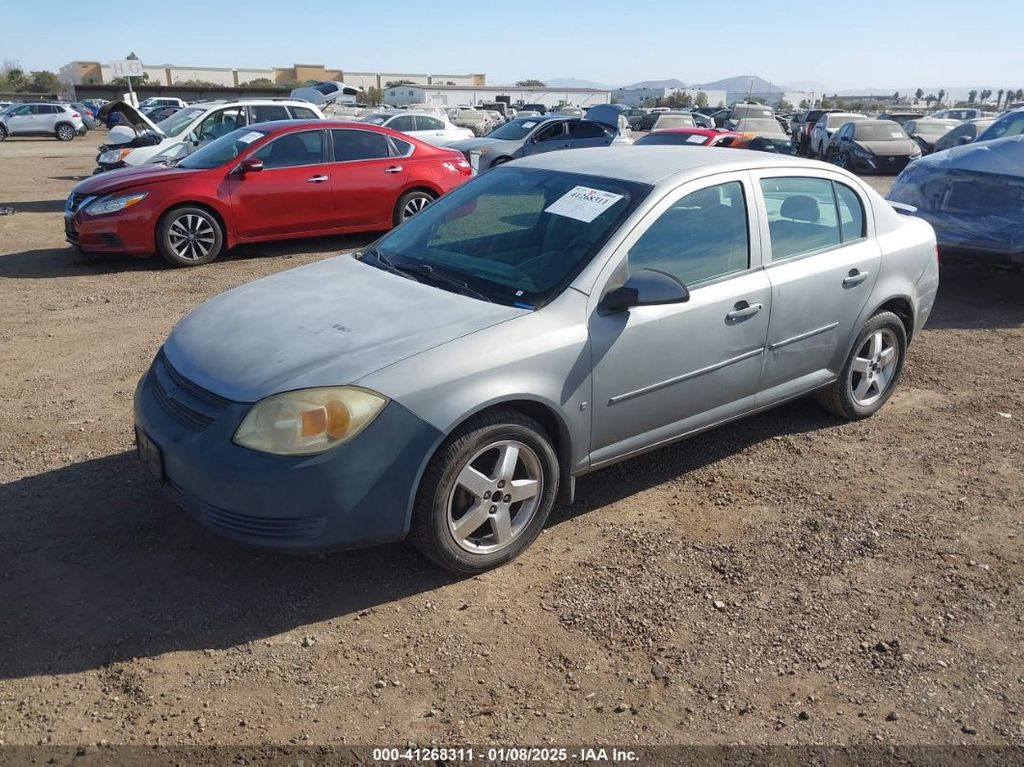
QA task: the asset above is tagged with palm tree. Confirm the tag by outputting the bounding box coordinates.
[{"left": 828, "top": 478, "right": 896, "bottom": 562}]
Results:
[
  {"left": 937, "top": 89, "right": 945, "bottom": 107},
  {"left": 914, "top": 88, "right": 924, "bottom": 105},
  {"left": 997, "top": 89, "right": 1005, "bottom": 109},
  {"left": 980, "top": 89, "right": 992, "bottom": 105},
  {"left": 968, "top": 89, "right": 977, "bottom": 104},
  {"left": 1016, "top": 88, "right": 1024, "bottom": 103}
]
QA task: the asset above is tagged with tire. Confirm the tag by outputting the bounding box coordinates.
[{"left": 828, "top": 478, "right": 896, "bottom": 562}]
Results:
[
  {"left": 815, "top": 311, "right": 907, "bottom": 420},
  {"left": 393, "top": 190, "right": 435, "bottom": 226},
  {"left": 834, "top": 151, "right": 848, "bottom": 169},
  {"left": 156, "top": 206, "right": 224, "bottom": 267},
  {"left": 410, "top": 409, "right": 560, "bottom": 573},
  {"left": 0, "top": 126, "right": 7, "bottom": 141},
  {"left": 55, "top": 123, "right": 76, "bottom": 141}
]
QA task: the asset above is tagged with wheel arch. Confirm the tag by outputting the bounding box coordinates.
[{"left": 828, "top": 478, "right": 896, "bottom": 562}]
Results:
[
  {"left": 870, "top": 295, "right": 915, "bottom": 342},
  {"left": 156, "top": 199, "right": 234, "bottom": 250}
]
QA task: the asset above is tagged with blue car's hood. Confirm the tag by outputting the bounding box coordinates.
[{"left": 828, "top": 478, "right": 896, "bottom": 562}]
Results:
[{"left": 163, "top": 255, "right": 524, "bottom": 403}]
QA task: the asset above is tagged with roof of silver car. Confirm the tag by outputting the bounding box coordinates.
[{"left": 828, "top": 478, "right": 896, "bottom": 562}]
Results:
[{"left": 511, "top": 146, "right": 834, "bottom": 186}]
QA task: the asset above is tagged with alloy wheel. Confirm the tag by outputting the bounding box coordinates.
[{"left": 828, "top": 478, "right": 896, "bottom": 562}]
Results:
[
  {"left": 57, "top": 125, "right": 75, "bottom": 141},
  {"left": 849, "top": 328, "right": 899, "bottom": 406},
  {"left": 446, "top": 440, "right": 544, "bottom": 554},
  {"left": 167, "top": 214, "right": 216, "bottom": 262},
  {"left": 401, "top": 195, "right": 432, "bottom": 221}
]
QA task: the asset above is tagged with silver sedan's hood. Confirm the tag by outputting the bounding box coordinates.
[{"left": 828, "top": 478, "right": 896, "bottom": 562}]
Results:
[{"left": 163, "top": 255, "right": 525, "bottom": 403}]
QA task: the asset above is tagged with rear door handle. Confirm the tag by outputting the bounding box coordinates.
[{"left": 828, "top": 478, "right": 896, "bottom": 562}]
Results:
[
  {"left": 842, "top": 269, "right": 870, "bottom": 287},
  {"left": 384, "top": 165, "right": 403, "bottom": 174},
  {"left": 306, "top": 175, "right": 328, "bottom": 184},
  {"left": 726, "top": 301, "right": 763, "bottom": 322}
]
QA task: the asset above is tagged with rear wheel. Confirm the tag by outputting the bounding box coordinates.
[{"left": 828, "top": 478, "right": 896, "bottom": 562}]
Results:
[
  {"left": 55, "top": 123, "right": 76, "bottom": 141},
  {"left": 156, "top": 206, "right": 224, "bottom": 267},
  {"left": 393, "top": 190, "right": 435, "bottom": 226},
  {"left": 815, "top": 311, "right": 907, "bottom": 419},
  {"left": 0, "top": 125, "right": 7, "bottom": 141}
]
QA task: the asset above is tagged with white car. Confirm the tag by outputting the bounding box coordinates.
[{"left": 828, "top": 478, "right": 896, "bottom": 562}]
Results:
[
  {"left": 810, "top": 112, "right": 869, "bottom": 157},
  {"left": 138, "top": 97, "right": 188, "bottom": 110},
  {"left": 359, "top": 111, "right": 474, "bottom": 145},
  {"left": 96, "top": 99, "right": 325, "bottom": 168}
]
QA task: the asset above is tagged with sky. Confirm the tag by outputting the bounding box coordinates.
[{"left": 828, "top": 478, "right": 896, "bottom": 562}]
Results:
[{"left": 5, "top": 0, "right": 1024, "bottom": 92}]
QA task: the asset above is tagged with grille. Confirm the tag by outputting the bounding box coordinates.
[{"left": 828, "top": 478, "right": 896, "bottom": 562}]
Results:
[
  {"left": 64, "top": 217, "right": 79, "bottom": 244},
  {"left": 150, "top": 351, "right": 229, "bottom": 431},
  {"left": 165, "top": 480, "right": 326, "bottom": 541},
  {"left": 66, "top": 193, "right": 94, "bottom": 215}
]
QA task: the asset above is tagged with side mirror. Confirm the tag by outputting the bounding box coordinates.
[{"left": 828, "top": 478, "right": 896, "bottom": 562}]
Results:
[
  {"left": 956, "top": 135, "right": 972, "bottom": 145},
  {"left": 599, "top": 269, "right": 690, "bottom": 313},
  {"left": 239, "top": 157, "right": 264, "bottom": 174}
]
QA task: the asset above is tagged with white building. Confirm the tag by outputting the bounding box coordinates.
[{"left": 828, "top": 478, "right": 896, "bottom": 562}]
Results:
[
  {"left": 385, "top": 84, "right": 611, "bottom": 109},
  {"left": 614, "top": 86, "right": 727, "bottom": 108}
]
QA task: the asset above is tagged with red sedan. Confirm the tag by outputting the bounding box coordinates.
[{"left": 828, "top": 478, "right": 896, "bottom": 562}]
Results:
[
  {"left": 64, "top": 120, "right": 473, "bottom": 266},
  {"left": 633, "top": 127, "right": 741, "bottom": 147}
]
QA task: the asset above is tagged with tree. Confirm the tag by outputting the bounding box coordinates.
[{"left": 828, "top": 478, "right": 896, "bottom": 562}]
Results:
[
  {"left": 694, "top": 91, "right": 708, "bottom": 109},
  {"left": 798, "top": 98, "right": 810, "bottom": 110},
  {"left": 240, "top": 77, "right": 277, "bottom": 87},
  {"left": 1, "top": 61, "right": 27, "bottom": 92},
  {"left": 385, "top": 79, "right": 416, "bottom": 89},
  {"left": 173, "top": 78, "right": 219, "bottom": 87},
  {"left": 996, "top": 89, "right": 1005, "bottom": 109},
  {"left": 667, "top": 90, "right": 693, "bottom": 108},
  {"left": 980, "top": 89, "right": 991, "bottom": 104},
  {"left": 937, "top": 89, "right": 945, "bottom": 107},
  {"left": 109, "top": 72, "right": 150, "bottom": 87},
  {"left": 27, "top": 70, "right": 61, "bottom": 94},
  {"left": 366, "top": 86, "right": 382, "bottom": 105},
  {"left": 775, "top": 97, "right": 793, "bottom": 112},
  {"left": 968, "top": 89, "right": 977, "bottom": 104},
  {"left": 515, "top": 79, "right": 546, "bottom": 87},
  {"left": 924, "top": 94, "right": 937, "bottom": 108},
  {"left": 914, "top": 88, "right": 924, "bottom": 105}
]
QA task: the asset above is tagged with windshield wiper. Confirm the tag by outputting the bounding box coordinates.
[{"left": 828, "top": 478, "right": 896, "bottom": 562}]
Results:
[{"left": 360, "top": 249, "right": 492, "bottom": 303}]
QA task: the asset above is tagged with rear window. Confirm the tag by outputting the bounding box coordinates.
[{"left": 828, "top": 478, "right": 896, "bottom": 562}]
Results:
[{"left": 290, "top": 107, "right": 318, "bottom": 120}]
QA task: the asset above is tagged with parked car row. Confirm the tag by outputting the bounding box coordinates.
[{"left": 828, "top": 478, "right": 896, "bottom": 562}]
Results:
[{"left": 0, "top": 102, "right": 87, "bottom": 141}]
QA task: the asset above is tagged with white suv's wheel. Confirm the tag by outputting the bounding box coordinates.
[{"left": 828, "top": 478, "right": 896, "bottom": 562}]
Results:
[{"left": 55, "top": 124, "right": 76, "bottom": 141}]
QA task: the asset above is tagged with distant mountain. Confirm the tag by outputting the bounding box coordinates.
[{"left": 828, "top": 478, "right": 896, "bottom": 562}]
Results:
[
  {"left": 545, "top": 77, "right": 617, "bottom": 90},
  {"left": 691, "top": 75, "right": 784, "bottom": 94},
  {"left": 625, "top": 78, "right": 687, "bottom": 90}
]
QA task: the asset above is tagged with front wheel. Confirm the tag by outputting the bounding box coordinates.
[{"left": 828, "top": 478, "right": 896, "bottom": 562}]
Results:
[
  {"left": 0, "top": 126, "right": 7, "bottom": 141},
  {"left": 55, "top": 124, "right": 76, "bottom": 141},
  {"left": 156, "top": 206, "right": 224, "bottom": 267},
  {"left": 833, "top": 151, "right": 848, "bottom": 168},
  {"left": 393, "top": 190, "right": 435, "bottom": 226},
  {"left": 815, "top": 311, "right": 907, "bottom": 419},
  {"left": 410, "top": 410, "right": 559, "bottom": 573}
]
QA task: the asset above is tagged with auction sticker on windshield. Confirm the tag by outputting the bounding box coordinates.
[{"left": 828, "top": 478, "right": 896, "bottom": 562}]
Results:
[
  {"left": 687, "top": 134, "right": 707, "bottom": 144},
  {"left": 237, "top": 131, "right": 264, "bottom": 144},
  {"left": 545, "top": 186, "right": 624, "bottom": 223}
]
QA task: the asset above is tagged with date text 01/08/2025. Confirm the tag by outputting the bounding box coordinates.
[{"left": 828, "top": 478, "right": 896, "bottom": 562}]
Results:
[{"left": 371, "top": 746, "right": 639, "bottom": 762}]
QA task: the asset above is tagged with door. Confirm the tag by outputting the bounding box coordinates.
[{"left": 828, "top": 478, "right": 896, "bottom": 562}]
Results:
[
  {"left": 4, "top": 105, "right": 35, "bottom": 135},
  {"left": 229, "top": 129, "right": 336, "bottom": 238},
  {"left": 588, "top": 176, "right": 771, "bottom": 465},
  {"left": 568, "top": 120, "right": 614, "bottom": 149},
  {"left": 753, "top": 174, "right": 881, "bottom": 400},
  {"left": 328, "top": 128, "right": 409, "bottom": 228},
  {"left": 411, "top": 115, "right": 447, "bottom": 145},
  {"left": 384, "top": 114, "right": 416, "bottom": 137},
  {"left": 521, "top": 120, "right": 572, "bottom": 157}
]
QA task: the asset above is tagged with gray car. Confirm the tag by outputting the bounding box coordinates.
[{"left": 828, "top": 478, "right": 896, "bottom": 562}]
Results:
[
  {"left": 0, "top": 102, "right": 86, "bottom": 141},
  {"left": 448, "top": 106, "right": 628, "bottom": 172},
  {"left": 134, "top": 148, "right": 939, "bottom": 573}
]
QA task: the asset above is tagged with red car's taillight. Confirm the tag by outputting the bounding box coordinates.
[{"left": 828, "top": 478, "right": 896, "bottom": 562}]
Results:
[{"left": 443, "top": 158, "right": 472, "bottom": 176}]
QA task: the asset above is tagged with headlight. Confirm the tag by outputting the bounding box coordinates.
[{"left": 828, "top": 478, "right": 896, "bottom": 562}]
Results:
[
  {"left": 233, "top": 387, "right": 388, "bottom": 456},
  {"left": 98, "top": 148, "right": 134, "bottom": 164},
  {"left": 83, "top": 192, "right": 148, "bottom": 216},
  {"left": 909, "top": 146, "right": 922, "bottom": 158},
  {"left": 853, "top": 147, "right": 873, "bottom": 159}
]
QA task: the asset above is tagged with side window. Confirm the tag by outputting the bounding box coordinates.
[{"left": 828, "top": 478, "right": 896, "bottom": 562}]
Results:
[
  {"left": 388, "top": 137, "right": 414, "bottom": 157},
  {"left": 251, "top": 130, "right": 323, "bottom": 169},
  {"left": 571, "top": 122, "right": 609, "bottom": 139},
  {"left": 290, "top": 106, "right": 318, "bottom": 120},
  {"left": 250, "top": 105, "right": 290, "bottom": 123},
  {"left": 387, "top": 115, "right": 415, "bottom": 132},
  {"left": 534, "top": 122, "right": 565, "bottom": 142},
  {"left": 331, "top": 129, "right": 390, "bottom": 162},
  {"left": 197, "top": 108, "right": 246, "bottom": 141},
  {"left": 414, "top": 116, "right": 443, "bottom": 131},
  {"left": 10, "top": 105, "right": 31, "bottom": 116},
  {"left": 760, "top": 177, "right": 841, "bottom": 260},
  {"left": 834, "top": 183, "right": 866, "bottom": 242},
  {"left": 627, "top": 181, "right": 749, "bottom": 287}
]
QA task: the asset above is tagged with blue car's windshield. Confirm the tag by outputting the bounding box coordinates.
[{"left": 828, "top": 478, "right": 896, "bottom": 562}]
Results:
[{"left": 366, "top": 167, "right": 650, "bottom": 307}]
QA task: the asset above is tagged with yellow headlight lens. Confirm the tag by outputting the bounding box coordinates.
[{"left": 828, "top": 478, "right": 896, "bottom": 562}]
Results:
[{"left": 233, "top": 387, "right": 387, "bottom": 456}]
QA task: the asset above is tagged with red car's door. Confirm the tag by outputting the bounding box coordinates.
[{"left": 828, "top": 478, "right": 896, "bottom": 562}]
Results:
[
  {"left": 328, "top": 128, "right": 409, "bottom": 228},
  {"left": 229, "top": 129, "right": 336, "bottom": 239}
]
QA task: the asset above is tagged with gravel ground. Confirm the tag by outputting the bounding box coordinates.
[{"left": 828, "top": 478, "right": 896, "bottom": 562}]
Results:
[{"left": 0, "top": 135, "right": 1022, "bottom": 749}]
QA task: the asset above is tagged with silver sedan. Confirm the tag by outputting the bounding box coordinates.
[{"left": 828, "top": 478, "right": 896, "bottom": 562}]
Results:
[{"left": 135, "top": 148, "right": 939, "bottom": 573}]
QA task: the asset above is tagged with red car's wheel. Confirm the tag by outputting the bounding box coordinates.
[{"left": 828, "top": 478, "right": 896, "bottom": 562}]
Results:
[{"left": 157, "top": 206, "right": 224, "bottom": 267}]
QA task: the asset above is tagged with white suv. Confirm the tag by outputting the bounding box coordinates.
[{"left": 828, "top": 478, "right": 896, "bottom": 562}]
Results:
[
  {"left": 0, "top": 103, "right": 86, "bottom": 141},
  {"left": 98, "top": 99, "right": 325, "bottom": 168}
]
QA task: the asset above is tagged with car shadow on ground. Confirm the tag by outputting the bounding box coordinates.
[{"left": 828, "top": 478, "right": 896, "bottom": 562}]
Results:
[
  {"left": 0, "top": 397, "right": 841, "bottom": 682},
  {"left": 0, "top": 235, "right": 379, "bottom": 279},
  {"left": 1, "top": 199, "right": 66, "bottom": 214},
  {"left": 927, "top": 263, "right": 1024, "bottom": 330}
]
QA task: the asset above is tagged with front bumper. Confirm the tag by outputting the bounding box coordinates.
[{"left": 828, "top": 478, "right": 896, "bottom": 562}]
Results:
[
  {"left": 847, "top": 153, "right": 913, "bottom": 175},
  {"left": 65, "top": 203, "right": 155, "bottom": 255},
  {"left": 133, "top": 351, "right": 443, "bottom": 552}
]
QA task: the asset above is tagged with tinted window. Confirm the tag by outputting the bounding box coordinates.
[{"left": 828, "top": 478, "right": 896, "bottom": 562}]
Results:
[
  {"left": 387, "top": 115, "right": 415, "bottom": 132},
  {"left": 628, "top": 182, "right": 749, "bottom": 287},
  {"left": 251, "top": 105, "right": 290, "bottom": 122},
  {"left": 331, "top": 129, "right": 389, "bottom": 161},
  {"left": 760, "top": 177, "right": 841, "bottom": 260},
  {"left": 388, "top": 136, "right": 413, "bottom": 157},
  {"left": 414, "top": 115, "right": 443, "bottom": 130},
  {"left": 197, "top": 108, "right": 246, "bottom": 141},
  {"left": 290, "top": 107, "right": 318, "bottom": 120},
  {"left": 834, "top": 183, "right": 865, "bottom": 242},
  {"left": 535, "top": 122, "right": 567, "bottom": 142},
  {"left": 252, "top": 130, "right": 323, "bottom": 169},
  {"left": 572, "top": 121, "right": 610, "bottom": 139}
]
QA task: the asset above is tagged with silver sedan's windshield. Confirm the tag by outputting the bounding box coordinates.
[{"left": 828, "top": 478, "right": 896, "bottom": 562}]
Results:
[{"left": 366, "top": 167, "right": 650, "bottom": 307}]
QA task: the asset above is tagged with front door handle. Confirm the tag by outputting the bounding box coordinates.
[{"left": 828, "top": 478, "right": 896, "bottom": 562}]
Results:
[
  {"left": 384, "top": 165, "right": 403, "bottom": 174},
  {"left": 726, "top": 301, "right": 763, "bottom": 322},
  {"left": 842, "top": 269, "right": 870, "bottom": 288},
  {"left": 306, "top": 175, "right": 328, "bottom": 184}
]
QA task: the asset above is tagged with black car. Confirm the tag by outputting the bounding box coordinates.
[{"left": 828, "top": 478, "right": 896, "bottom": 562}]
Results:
[{"left": 828, "top": 120, "right": 921, "bottom": 174}]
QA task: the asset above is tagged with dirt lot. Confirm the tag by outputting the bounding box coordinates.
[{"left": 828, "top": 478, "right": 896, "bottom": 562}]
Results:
[{"left": 1, "top": 135, "right": 1022, "bottom": 750}]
